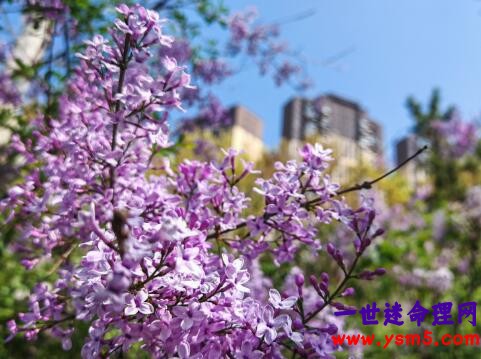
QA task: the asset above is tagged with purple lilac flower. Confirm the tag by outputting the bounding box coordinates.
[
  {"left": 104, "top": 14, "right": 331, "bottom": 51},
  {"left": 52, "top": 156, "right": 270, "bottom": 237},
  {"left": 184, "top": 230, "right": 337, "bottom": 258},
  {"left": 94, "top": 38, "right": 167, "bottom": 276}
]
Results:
[
  {"left": 255, "top": 306, "right": 289, "bottom": 344},
  {"left": 124, "top": 290, "right": 154, "bottom": 316},
  {"left": 268, "top": 289, "right": 297, "bottom": 310}
]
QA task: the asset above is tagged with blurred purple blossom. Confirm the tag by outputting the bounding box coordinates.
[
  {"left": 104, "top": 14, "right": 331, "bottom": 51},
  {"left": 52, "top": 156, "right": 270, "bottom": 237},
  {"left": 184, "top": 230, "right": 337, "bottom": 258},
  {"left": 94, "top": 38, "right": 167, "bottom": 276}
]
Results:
[{"left": 432, "top": 115, "right": 478, "bottom": 158}]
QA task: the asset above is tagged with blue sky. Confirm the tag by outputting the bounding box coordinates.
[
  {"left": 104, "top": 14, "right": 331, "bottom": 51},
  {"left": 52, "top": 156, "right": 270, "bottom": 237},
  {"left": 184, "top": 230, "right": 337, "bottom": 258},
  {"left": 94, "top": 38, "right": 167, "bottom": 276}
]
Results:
[{"left": 211, "top": 0, "right": 481, "bottom": 163}]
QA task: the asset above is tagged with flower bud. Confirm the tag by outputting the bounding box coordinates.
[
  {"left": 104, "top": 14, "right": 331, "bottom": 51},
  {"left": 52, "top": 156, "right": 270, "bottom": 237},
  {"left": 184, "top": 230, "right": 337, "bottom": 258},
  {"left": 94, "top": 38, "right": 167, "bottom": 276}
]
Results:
[
  {"left": 309, "top": 274, "right": 320, "bottom": 288},
  {"left": 353, "top": 238, "right": 361, "bottom": 253},
  {"left": 373, "top": 228, "right": 385, "bottom": 238},
  {"left": 374, "top": 268, "right": 386, "bottom": 276},
  {"left": 331, "top": 301, "right": 346, "bottom": 310},
  {"left": 341, "top": 287, "right": 355, "bottom": 297},
  {"left": 323, "top": 323, "right": 338, "bottom": 335},
  {"left": 358, "top": 270, "right": 373, "bottom": 280},
  {"left": 326, "top": 243, "right": 335, "bottom": 256},
  {"left": 321, "top": 272, "right": 329, "bottom": 283},
  {"left": 295, "top": 273, "right": 305, "bottom": 287},
  {"left": 315, "top": 300, "right": 324, "bottom": 309},
  {"left": 292, "top": 318, "right": 304, "bottom": 331},
  {"left": 295, "top": 273, "right": 304, "bottom": 296},
  {"left": 368, "top": 210, "right": 376, "bottom": 223}
]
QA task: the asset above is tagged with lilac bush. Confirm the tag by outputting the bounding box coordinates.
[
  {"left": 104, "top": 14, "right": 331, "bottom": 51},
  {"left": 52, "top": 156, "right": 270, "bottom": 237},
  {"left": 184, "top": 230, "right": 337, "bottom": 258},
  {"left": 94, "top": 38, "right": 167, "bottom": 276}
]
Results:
[{"left": 2, "top": 5, "right": 387, "bottom": 358}]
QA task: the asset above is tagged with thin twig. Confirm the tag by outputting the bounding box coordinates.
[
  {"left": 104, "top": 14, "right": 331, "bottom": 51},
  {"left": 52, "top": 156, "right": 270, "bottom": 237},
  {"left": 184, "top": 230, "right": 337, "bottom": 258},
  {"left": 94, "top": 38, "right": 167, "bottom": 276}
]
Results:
[
  {"left": 109, "top": 32, "right": 131, "bottom": 202},
  {"left": 272, "top": 8, "right": 317, "bottom": 26},
  {"left": 46, "top": 243, "right": 78, "bottom": 275},
  {"left": 303, "top": 253, "right": 361, "bottom": 323},
  {"left": 336, "top": 145, "right": 429, "bottom": 196}
]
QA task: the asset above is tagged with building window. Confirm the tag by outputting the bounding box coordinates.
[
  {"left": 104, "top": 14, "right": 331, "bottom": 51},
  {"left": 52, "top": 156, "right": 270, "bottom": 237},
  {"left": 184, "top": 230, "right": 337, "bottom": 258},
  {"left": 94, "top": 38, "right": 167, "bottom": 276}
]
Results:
[
  {"left": 303, "top": 102, "right": 316, "bottom": 120},
  {"left": 305, "top": 120, "right": 318, "bottom": 137}
]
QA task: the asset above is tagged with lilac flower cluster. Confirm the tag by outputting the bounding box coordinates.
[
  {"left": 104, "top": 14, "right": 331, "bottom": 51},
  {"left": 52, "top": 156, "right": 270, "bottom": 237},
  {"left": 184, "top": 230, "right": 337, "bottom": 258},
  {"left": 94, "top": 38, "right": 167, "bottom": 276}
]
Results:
[
  {"left": 158, "top": 40, "right": 234, "bottom": 135},
  {"left": 194, "top": 59, "right": 232, "bottom": 85},
  {"left": 2, "top": 5, "right": 385, "bottom": 358},
  {"left": 227, "top": 8, "right": 306, "bottom": 89},
  {"left": 228, "top": 8, "right": 280, "bottom": 57},
  {"left": 178, "top": 95, "right": 232, "bottom": 134},
  {"left": 432, "top": 115, "right": 478, "bottom": 158}
]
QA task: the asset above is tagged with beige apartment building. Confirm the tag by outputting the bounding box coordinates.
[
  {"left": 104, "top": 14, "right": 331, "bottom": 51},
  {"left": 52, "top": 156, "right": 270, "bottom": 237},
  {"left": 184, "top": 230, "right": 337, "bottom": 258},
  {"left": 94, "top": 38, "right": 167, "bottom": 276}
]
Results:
[{"left": 227, "top": 106, "right": 264, "bottom": 162}]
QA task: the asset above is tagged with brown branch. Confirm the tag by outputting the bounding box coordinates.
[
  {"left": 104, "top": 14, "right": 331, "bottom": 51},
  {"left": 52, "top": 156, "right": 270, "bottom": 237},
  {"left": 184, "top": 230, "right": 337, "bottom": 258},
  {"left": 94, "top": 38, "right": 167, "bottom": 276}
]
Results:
[
  {"left": 111, "top": 33, "right": 131, "bottom": 152},
  {"left": 112, "top": 209, "right": 129, "bottom": 259},
  {"left": 46, "top": 243, "right": 78, "bottom": 275},
  {"left": 107, "top": 32, "right": 132, "bottom": 256},
  {"left": 336, "top": 145, "right": 428, "bottom": 196}
]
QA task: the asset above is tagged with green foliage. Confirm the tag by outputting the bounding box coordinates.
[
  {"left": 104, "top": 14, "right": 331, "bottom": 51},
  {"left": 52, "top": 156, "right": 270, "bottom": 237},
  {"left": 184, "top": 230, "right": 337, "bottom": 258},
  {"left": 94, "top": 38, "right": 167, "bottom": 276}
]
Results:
[
  {"left": 406, "top": 88, "right": 470, "bottom": 202},
  {"left": 406, "top": 88, "right": 454, "bottom": 138}
]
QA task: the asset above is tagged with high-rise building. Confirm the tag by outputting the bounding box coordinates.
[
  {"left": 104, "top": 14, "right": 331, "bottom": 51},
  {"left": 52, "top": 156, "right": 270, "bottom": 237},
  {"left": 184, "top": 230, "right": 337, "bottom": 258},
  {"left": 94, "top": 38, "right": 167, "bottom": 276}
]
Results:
[
  {"left": 396, "top": 135, "right": 418, "bottom": 165},
  {"left": 281, "top": 94, "right": 383, "bottom": 182},
  {"left": 395, "top": 135, "right": 427, "bottom": 187}
]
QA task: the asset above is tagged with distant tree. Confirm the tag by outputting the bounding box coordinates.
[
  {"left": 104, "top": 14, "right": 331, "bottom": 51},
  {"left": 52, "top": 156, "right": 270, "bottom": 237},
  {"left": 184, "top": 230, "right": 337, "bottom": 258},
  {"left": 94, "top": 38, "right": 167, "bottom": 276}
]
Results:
[
  {"left": 406, "top": 88, "right": 464, "bottom": 202},
  {"left": 406, "top": 88, "right": 455, "bottom": 139}
]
